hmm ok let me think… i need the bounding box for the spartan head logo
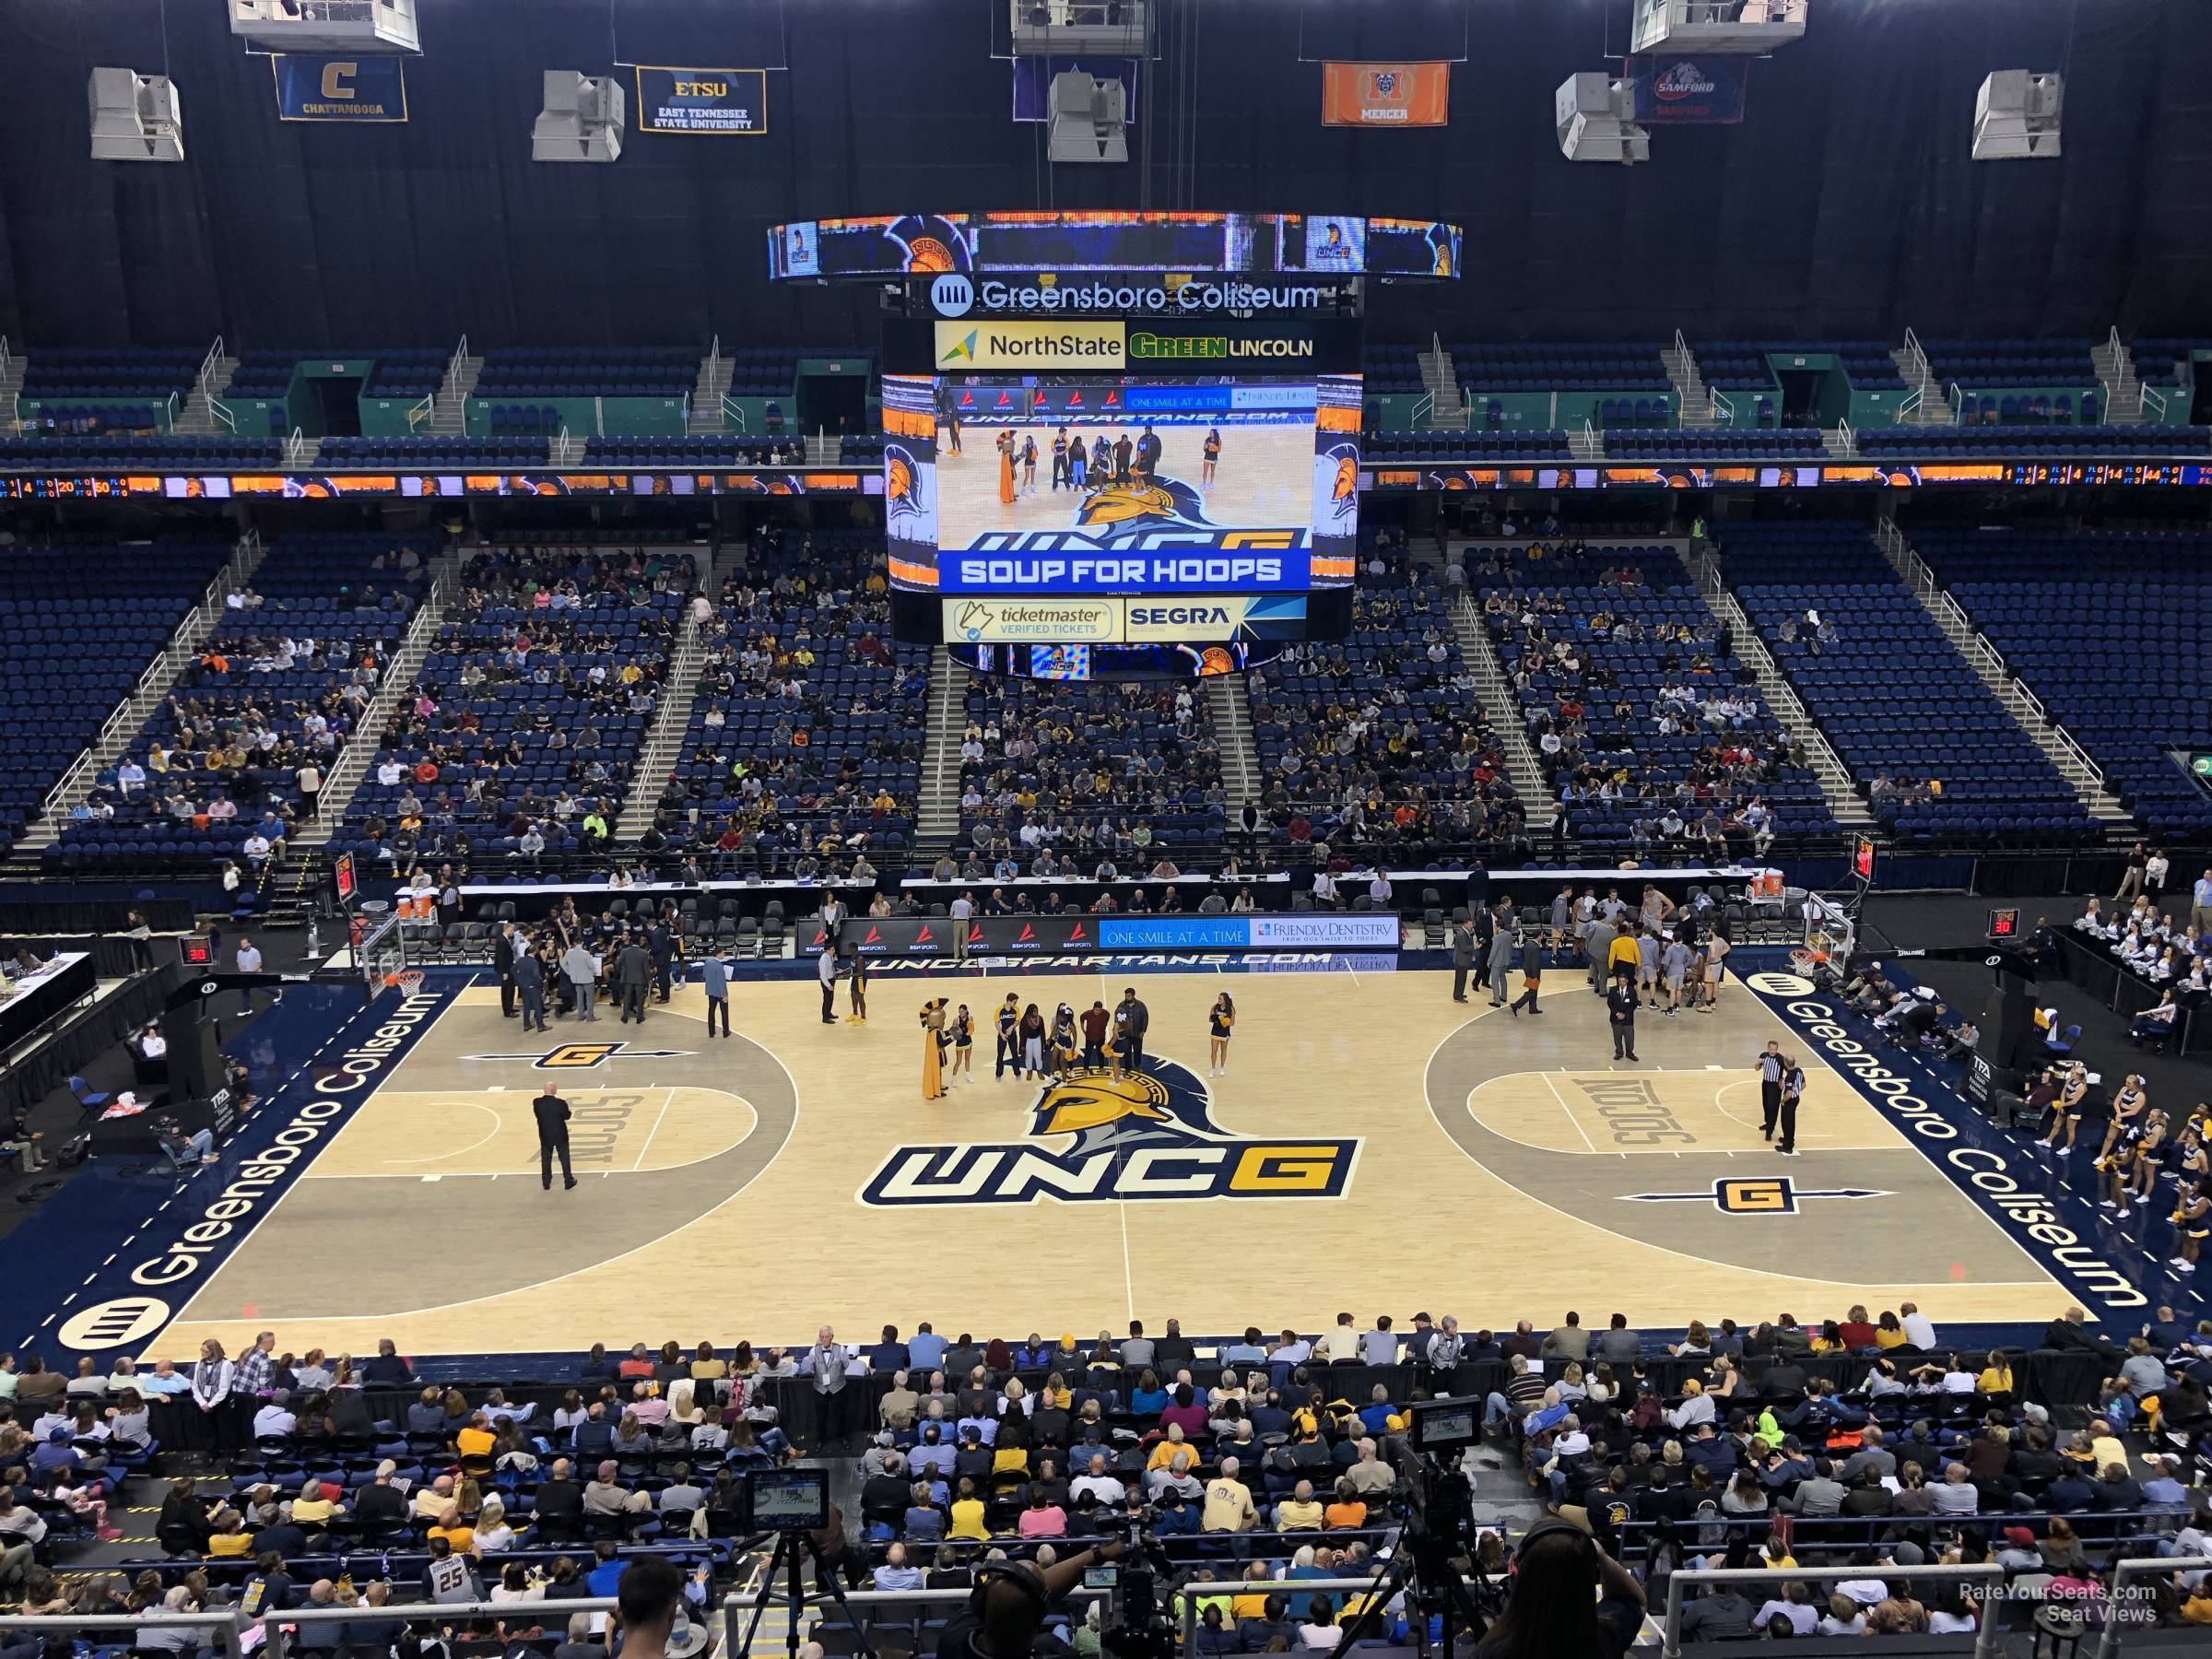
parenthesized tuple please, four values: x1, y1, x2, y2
(1074, 475, 1214, 541)
(1029, 1062, 1221, 1156)
(1313, 441, 1360, 536)
(885, 443, 927, 531)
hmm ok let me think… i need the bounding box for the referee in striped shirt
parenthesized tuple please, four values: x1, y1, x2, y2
(1757, 1041, 1784, 1140)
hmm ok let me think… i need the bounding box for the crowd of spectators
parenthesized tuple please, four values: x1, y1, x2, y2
(1473, 541, 1831, 856)
(58, 535, 429, 872)
(955, 678, 1226, 870)
(3, 1300, 2208, 1643)
(637, 528, 925, 878)
(339, 546, 694, 875)
(1249, 534, 1528, 865)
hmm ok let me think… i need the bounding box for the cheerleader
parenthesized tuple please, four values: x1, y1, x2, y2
(1050, 1003, 1078, 1081)
(2128, 1110, 2171, 1209)
(2093, 1075, 2149, 1171)
(2042, 1062, 2089, 1153)
(1018, 1002, 1048, 1080)
(947, 1002, 975, 1087)
(1207, 992, 1235, 1077)
(2171, 1180, 2208, 1272)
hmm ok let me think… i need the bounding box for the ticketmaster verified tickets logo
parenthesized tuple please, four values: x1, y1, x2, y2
(862, 1056, 1359, 1206)
(934, 321, 1124, 371)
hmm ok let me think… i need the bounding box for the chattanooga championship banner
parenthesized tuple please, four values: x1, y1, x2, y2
(1625, 54, 1749, 124)
(272, 54, 407, 122)
(634, 67, 768, 133)
(1321, 62, 1450, 127)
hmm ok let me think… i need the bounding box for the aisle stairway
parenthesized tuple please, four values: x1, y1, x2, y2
(293, 556, 460, 847)
(14, 533, 270, 856)
(1685, 550, 1873, 829)
(1209, 676, 1263, 806)
(1872, 519, 2131, 829)
(1449, 591, 1558, 831)
(615, 605, 713, 841)
(916, 646, 968, 847)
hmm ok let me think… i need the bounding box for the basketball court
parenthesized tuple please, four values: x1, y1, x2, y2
(132, 961, 2082, 1361)
(934, 422, 1312, 537)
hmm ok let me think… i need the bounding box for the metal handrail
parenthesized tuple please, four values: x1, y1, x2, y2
(1661, 1562, 2005, 1659)
(1946, 379, 1967, 423)
(0, 1610, 243, 1659)
(284, 426, 307, 467)
(1710, 388, 1735, 426)
(36, 532, 259, 820)
(265, 1596, 615, 1659)
(2094, 1555, 2212, 1658)
(721, 393, 748, 432)
(406, 393, 434, 431)
(2139, 381, 2169, 421)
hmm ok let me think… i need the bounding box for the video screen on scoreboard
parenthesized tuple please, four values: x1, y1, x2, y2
(884, 372, 1360, 596)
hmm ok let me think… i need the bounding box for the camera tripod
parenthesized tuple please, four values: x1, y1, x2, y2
(1330, 1484, 1495, 1657)
(735, 1528, 879, 1659)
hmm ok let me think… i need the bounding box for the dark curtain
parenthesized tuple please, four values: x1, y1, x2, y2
(3, 960, 180, 1117)
(0, 0, 2204, 349)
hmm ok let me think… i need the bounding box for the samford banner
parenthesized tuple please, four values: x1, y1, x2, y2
(1625, 54, 1749, 124)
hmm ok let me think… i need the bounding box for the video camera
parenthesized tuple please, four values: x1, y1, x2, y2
(1096, 1524, 1176, 1659)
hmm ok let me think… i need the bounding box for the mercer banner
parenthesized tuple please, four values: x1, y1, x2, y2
(1321, 62, 1450, 127)
(272, 54, 406, 122)
(1625, 54, 1749, 124)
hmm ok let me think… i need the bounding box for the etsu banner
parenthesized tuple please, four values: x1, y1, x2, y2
(1321, 62, 1450, 127)
(1625, 54, 1748, 124)
(634, 66, 768, 134)
(272, 54, 406, 122)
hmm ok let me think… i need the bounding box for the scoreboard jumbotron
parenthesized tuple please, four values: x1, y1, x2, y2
(762, 211, 1461, 678)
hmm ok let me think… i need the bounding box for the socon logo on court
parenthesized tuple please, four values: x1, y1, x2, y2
(861, 1057, 1359, 1206)
(58, 1296, 172, 1350)
(462, 1041, 696, 1069)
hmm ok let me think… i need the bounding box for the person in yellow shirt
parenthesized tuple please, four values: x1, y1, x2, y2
(289, 1479, 341, 1529)
(428, 1508, 477, 1557)
(1201, 1458, 1258, 1533)
(454, 1415, 496, 1463)
(947, 1477, 989, 1540)
(1874, 1312, 1911, 1349)
(1229, 1561, 1275, 1622)
(1607, 926, 1641, 984)
(1146, 1424, 1194, 1474)
(1275, 1479, 1324, 1532)
(206, 1509, 253, 1557)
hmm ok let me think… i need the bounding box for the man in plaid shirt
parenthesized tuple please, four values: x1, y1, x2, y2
(237, 1330, 277, 1397)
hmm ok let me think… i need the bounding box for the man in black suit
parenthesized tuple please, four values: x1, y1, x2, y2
(535, 1086, 575, 1192)
(1606, 977, 1640, 1062)
(616, 938, 653, 1024)
(493, 922, 519, 1018)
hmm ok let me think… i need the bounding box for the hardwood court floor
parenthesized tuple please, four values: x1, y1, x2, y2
(158, 973, 2066, 1359)
(935, 423, 1312, 539)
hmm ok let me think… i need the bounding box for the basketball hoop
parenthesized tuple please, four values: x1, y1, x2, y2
(393, 970, 425, 996)
(1790, 947, 1828, 972)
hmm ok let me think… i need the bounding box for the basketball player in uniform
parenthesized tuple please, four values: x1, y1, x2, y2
(846, 950, 870, 1024)
(1701, 930, 1731, 1009)
(946, 409, 962, 454)
(1202, 427, 1221, 486)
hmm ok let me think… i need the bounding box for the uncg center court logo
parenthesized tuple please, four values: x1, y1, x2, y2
(462, 1040, 695, 1069)
(861, 1056, 1359, 1206)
